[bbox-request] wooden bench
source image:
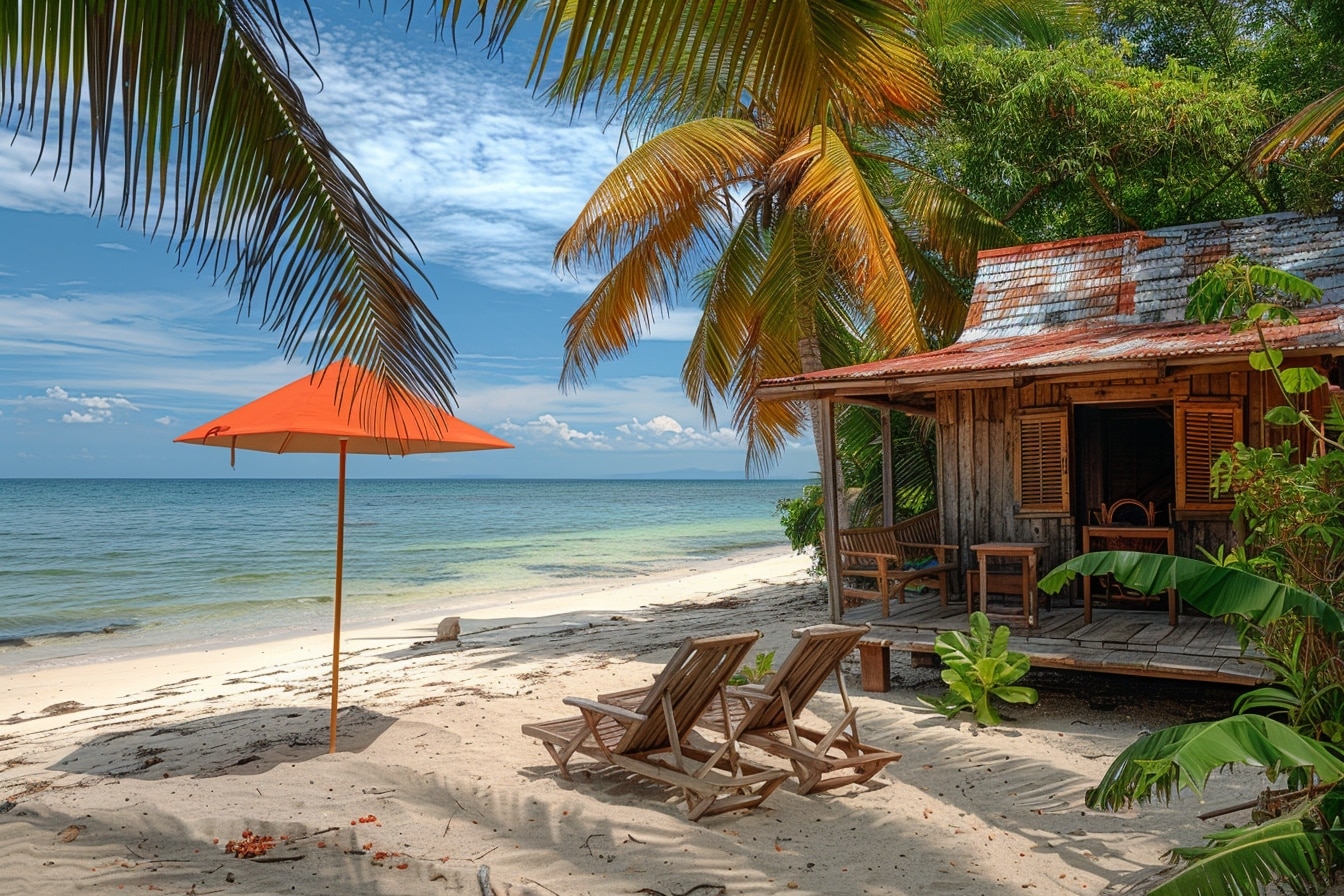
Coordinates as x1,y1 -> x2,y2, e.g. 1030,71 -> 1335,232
857,638 -> 893,692
838,510 -> 960,617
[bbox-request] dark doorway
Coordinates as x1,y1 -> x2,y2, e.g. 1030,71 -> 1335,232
1073,403 -> 1176,533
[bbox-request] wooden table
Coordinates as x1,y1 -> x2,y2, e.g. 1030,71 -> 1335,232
1081,525 -> 1177,626
970,542 -> 1048,628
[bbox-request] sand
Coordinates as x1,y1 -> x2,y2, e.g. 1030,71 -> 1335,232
0,552 -> 1268,895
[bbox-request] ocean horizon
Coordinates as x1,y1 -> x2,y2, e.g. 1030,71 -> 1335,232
0,478 -> 806,668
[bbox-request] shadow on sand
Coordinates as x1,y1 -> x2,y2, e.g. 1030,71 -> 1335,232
51,704 -> 396,779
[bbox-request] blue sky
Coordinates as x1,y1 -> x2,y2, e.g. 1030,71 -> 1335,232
0,3 -> 814,480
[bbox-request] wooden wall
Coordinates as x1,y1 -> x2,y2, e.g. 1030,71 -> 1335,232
929,365 -> 1311,575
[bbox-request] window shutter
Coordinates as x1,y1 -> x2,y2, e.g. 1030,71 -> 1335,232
1176,401 -> 1242,512
1017,410 -> 1069,513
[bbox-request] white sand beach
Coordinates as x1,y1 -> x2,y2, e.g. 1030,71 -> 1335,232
0,553 -> 1265,895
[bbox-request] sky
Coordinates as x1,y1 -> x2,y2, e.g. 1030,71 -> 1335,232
0,2 -> 815,480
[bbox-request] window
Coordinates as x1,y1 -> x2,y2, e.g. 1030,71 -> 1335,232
1017,410 -> 1069,513
1175,400 -> 1242,512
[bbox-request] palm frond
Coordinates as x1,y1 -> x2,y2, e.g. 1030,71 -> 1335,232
558,118 -> 772,390
511,0 -> 936,135
1087,715 -> 1344,811
900,170 -> 1020,278
916,0 -> 1093,49
1,0 -> 455,407
1153,808 -> 1333,896
682,218 -> 770,424
556,116 -> 773,268
1039,551 -> 1344,634
777,125 -> 924,355
1252,86 -> 1344,164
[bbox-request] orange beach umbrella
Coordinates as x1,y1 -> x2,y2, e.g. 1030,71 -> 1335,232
176,360 -> 511,752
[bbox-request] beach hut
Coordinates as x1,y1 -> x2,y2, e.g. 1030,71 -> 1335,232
756,211 -> 1344,681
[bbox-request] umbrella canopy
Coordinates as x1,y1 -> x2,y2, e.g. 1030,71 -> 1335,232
176,360 -> 511,752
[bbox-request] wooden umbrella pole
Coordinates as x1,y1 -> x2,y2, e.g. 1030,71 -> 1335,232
330,439 -> 348,754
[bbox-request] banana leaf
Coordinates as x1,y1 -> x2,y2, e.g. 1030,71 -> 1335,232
1152,806 -> 1332,896
1038,552 -> 1344,633
1087,715 -> 1344,811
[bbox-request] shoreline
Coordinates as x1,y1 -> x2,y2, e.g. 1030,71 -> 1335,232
0,552 -> 1265,896
0,545 -> 805,674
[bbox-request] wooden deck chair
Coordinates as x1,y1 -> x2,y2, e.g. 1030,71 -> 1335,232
699,624 -> 901,795
520,631 -> 789,821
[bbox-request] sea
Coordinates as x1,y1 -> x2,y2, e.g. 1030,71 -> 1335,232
0,478 -> 805,668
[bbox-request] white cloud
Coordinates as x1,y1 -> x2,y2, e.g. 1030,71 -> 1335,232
497,411 -> 740,453
154,415 -> 175,426
498,414 -> 612,450
30,384 -> 140,424
644,308 -> 703,342
96,242 -> 133,252
295,21 -> 624,295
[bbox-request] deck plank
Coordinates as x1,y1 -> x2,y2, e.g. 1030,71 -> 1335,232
868,602 -> 1265,685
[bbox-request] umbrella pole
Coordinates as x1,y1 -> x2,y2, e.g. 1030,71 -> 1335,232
330,439 -> 348,754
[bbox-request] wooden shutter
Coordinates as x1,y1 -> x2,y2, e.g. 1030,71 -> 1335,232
1175,400 -> 1242,512
1017,410 -> 1069,513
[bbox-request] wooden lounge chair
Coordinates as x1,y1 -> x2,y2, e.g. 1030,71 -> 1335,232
520,631 -> 789,821
701,624 -> 901,794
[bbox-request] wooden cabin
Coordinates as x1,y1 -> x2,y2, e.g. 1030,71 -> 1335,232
758,212 -> 1344,654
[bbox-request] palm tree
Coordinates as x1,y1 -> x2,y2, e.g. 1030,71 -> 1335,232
550,0 -> 1042,475
3,0 -> 458,406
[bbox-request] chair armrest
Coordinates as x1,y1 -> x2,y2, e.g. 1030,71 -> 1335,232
838,550 -> 896,567
562,696 -> 648,723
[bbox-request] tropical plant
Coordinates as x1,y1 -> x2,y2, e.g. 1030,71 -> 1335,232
917,611 -> 1038,725
1040,551 -> 1344,896
2,0 -> 459,406
776,481 -> 827,574
544,0 -> 1101,474
729,651 -> 776,687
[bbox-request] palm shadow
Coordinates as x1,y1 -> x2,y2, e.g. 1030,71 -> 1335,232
51,705 -> 395,779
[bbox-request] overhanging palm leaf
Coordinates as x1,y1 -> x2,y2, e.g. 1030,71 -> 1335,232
1156,807 -> 1335,896
1039,551 -> 1344,634
1252,86 -> 1344,164
1087,715 -> 1344,811
2,0 -> 455,406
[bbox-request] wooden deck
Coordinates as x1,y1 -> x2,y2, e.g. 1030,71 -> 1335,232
845,593 -> 1268,686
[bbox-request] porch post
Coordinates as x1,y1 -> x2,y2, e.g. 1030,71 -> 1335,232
880,408 -> 894,527
819,397 -> 845,623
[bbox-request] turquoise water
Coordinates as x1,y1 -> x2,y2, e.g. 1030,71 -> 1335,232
0,479 -> 802,661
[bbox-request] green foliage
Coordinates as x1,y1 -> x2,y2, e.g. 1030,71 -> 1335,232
1212,444 -> 1344,603
1042,550 -> 1344,895
1039,551 -> 1344,633
776,482 -> 826,573
728,651 -> 776,687
915,39 -> 1279,241
917,612 -> 1038,725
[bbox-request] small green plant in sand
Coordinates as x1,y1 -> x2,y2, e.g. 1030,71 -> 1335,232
729,651 -> 776,686
918,612 -> 1038,726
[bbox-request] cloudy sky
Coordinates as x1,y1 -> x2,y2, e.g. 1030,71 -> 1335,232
0,2 -> 814,479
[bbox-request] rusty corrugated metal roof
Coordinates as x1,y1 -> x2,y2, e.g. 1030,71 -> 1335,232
761,309 -> 1344,394
758,212 -> 1344,399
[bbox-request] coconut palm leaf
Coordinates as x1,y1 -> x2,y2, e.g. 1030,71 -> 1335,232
518,0 -> 937,136
1252,85 -> 1344,164
1038,551 -> 1344,634
1087,715 -> 1344,811
2,0 -> 455,407
915,0 -> 1092,49
1152,807 -> 1334,896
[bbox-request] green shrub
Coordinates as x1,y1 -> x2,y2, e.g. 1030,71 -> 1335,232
917,612 -> 1038,725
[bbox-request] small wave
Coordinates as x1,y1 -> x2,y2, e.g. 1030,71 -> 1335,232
0,621 -> 138,647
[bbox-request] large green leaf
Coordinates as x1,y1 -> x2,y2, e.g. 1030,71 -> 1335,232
1087,715 -> 1344,811
1154,808 -> 1332,896
1039,551 -> 1344,634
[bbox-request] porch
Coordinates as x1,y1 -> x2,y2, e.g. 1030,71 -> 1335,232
843,595 -> 1269,687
